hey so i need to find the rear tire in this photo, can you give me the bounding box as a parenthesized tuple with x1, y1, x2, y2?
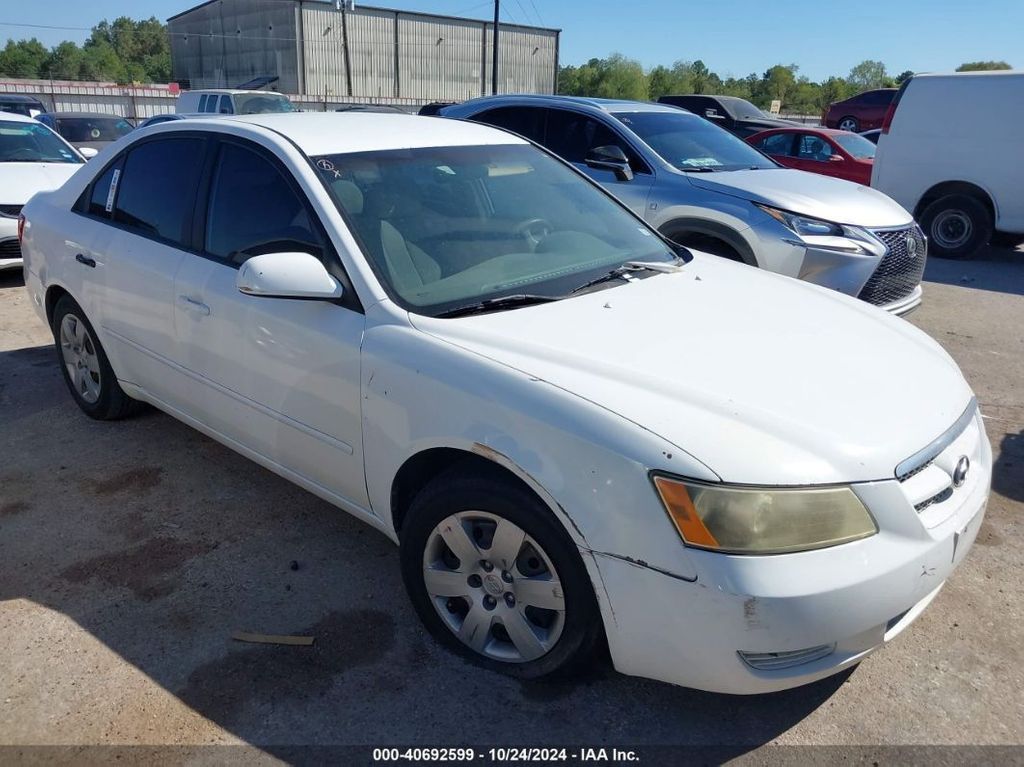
(400, 465, 602, 679)
(51, 295, 140, 420)
(837, 116, 860, 132)
(920, 194, 992, 259)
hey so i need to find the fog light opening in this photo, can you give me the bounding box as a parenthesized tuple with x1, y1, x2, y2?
(738, 644, 836, 671)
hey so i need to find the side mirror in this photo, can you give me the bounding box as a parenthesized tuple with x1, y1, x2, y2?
(585, 145, 634, 181)
(79, 147, 99, 159)
(236, 252, 343, 300)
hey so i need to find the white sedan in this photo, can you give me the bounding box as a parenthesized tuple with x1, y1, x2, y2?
(19, 113, 990, 694)
(1, 112, 85, 271)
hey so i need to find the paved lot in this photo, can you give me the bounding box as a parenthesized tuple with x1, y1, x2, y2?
(1, 247, 1022, 753)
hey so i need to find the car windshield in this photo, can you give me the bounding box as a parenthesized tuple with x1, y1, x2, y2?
(614, 111, 776, 171)
(833, 132, 876, 160)
(315, 143, 678, 316)
(727, 98, 767, 120)
(236, 93, 295, 114)
(0, 120, 82, 163)
(56, 117, 133, 143)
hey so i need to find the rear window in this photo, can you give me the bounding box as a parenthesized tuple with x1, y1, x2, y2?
(56, 117, 133, 143)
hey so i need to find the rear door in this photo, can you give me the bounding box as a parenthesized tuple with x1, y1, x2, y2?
(751, 132, 798, 168)
(171, 137, 369, 508)
(72, 135, 207, 403)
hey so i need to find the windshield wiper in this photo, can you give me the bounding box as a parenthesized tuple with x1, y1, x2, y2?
(435, 293, 561, 318)
(677, 166, 717, 173)
(569, 260, 684, 296)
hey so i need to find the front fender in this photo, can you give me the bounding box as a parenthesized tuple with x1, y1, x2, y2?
(359, 320, 714, 581)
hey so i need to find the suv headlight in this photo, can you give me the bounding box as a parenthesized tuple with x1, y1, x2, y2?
(755, 204, 878, 254)
(652, 475, 877, 555)
(756, 204, 843, 237)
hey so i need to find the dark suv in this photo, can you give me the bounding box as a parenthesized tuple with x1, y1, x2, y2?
(0, 94, 47, 117)
(656, 95, 794, 138)
(823, 89, 897, 133)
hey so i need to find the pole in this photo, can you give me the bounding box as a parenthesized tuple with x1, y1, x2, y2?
(491, 0, 499, 95)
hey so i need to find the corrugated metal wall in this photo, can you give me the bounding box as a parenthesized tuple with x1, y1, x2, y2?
(168, 2, 557, 104)
(168, 0, 302, 93)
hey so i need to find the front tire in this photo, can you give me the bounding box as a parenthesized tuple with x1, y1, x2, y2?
(837, 115, 860, 132)
(920, 193, 992, 259)
(400, 466, 602, 679)
(51, 295, 139, 420)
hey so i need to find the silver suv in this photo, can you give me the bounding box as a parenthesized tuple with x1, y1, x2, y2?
(441, 96, 926, 314)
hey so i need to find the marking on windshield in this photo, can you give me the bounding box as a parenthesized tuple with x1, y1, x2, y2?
(316, 158, 335, 171)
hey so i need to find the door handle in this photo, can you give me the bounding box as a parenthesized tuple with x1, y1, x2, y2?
(75, 253, 96, 268)
(177, 295, 211, 316)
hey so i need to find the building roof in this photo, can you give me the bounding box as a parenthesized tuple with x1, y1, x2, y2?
(152, 111, 528, 155)
(167, 1, 561, 33)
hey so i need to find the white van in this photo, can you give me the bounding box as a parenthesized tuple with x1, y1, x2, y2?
(872, 71, 1024, 258)
(175, 89, 296, 116)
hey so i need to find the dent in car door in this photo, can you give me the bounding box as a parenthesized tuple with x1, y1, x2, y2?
(172, 140, 369, 509)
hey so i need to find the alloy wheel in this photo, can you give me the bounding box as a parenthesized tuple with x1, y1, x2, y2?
(838, 117, 858, 131)
(422, 511, 566, 663)
(59, 314, 101, 404)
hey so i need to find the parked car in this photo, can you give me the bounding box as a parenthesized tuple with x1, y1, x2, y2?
(175, 89, 296, 115)
(336, 103, 408, 113)
(860, 129, 882, 145)
(442, 95, 926, 315)
(747, 127, 875, 186)
(0, 112, 85, 272)
(21, 112, 989, 694)
(0, 94, 47, 118)
(656, 95, 795, 138)
(872, 71, 1024, 258)
(137, 113, 210, 128)
(823, 89, 897, 133)
(36, 112, 134, 156)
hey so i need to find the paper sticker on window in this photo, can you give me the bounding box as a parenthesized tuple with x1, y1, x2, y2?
(105, 168, 120, 213)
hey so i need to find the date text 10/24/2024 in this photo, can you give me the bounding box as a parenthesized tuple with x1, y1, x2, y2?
(372, 747, 641, 763)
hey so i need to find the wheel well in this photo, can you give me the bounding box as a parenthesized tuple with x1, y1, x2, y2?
(44, 285, 70, 326)
(661, 227, 747, 263)
(389, 448, 546, 539)
(915, 181, 995, 222)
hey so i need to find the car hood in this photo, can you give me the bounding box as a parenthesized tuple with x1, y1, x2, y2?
(737, 116, 797, 130)
(411, 255, 972, 486)
(686, 167, 911, 227)
(0, 163, 82, 205)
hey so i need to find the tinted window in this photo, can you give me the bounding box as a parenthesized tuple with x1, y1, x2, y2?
(218, 96, 234, 114)
(56, 117, 133, 142)
(796, 134, 834, 161)
(865, 90, 895, 105)
(545, 110, 646, 172)
(205, 142, 321, 265)
(197, 95, 208, 112)
(87, 160, 123, 217)
(474, 106, 545, 143)
(757, 133, 794, 156)
(113, 138, 205, 245)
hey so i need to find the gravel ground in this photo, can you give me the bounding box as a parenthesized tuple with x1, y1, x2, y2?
(0, 246, 1022, 756)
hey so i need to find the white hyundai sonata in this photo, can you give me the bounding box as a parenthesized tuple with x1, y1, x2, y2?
(20, 113, 989, 694)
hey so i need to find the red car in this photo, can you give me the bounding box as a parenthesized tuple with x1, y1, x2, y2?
(823, 88, 897, 132)
(746, 127, 876, 186)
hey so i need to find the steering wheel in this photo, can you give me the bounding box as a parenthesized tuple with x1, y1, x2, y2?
(514, 218, 553, 250)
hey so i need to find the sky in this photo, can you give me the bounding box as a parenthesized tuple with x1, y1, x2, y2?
(1, 0, 1020, 82)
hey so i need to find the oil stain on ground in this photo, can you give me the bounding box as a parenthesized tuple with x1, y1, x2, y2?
(1, 500, 31, 517)
(178, 608, 396, 726)
(61, 535, 215, 601)
(82, 466, 163, 497)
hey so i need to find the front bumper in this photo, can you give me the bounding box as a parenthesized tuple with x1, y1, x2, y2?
(0, 216, 21, 270)
(592, 415, 991, 695)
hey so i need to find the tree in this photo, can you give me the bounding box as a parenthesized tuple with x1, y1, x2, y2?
(895, 70, 914, 84)
(557, 54, 647, 100)
(44, 41, 85, 80)
(0, 38, 49, 78)
(956, 60, 1012, 71)
(848, 59, 888, 90)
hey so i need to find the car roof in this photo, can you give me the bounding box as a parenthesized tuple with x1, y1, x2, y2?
(451, 94, 686, 115)
(0, 111, 43, 123)
(0, 94, 45, 103)
(152, 112, 529, 155)
(45, 111, 129, 119)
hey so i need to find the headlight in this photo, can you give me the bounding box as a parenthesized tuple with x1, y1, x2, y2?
(756, 204, 843, 237)
(652, 475, 877, 555)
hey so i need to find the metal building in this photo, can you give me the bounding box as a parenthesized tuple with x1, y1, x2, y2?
(167, 1, 559, 104)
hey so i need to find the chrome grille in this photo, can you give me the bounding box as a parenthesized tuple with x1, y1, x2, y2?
(859, 226, 927, 307)
(0, 237, 21, 260)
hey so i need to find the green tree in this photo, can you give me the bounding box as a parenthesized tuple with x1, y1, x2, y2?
(0, 38, 49, 78)
(85, 16, 170, 83)
(848, 59, 888, 91)
(895, 69, 914, 84)
(956, 60, 1012, 71)
(43, 41, 85, 80)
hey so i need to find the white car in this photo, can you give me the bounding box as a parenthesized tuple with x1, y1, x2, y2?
(21, 113, 990, 694)
(872, 71, 1024, 258)
(1, 112, 85, 271)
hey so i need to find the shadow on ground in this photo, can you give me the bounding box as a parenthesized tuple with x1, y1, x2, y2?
(0, 333, 846, 751)
(923, 242, 1024, 297)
